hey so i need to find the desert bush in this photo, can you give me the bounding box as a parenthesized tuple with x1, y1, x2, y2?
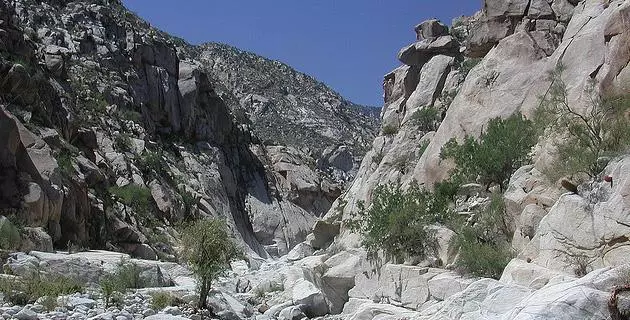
(114, 133, 133, 152)
(0, 272, 84, 305)
(99, 258, 145, 307)
(565, 254, 591, 277)
(150, 291, 177, 310)
(535, 65, 630, 179)
(346, 184, 453, 264)
(453, 194, 513, 279)
(55, 150, 76, 177)
(180, 219, 242, 309)
(137, 150, 167, 179)
(410, 107, 441, 132)
(454, 194, 513, 279)
(99, 274, 124, 308)
(109, 184, 153, 217)
(114, 258, 144, 289)
(0, 219, 21, 251)
(382, 124, 399, 136)
(441, 113, 537, 191)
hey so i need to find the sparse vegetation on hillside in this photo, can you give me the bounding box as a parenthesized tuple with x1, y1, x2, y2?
(180, 219, 241, 309)
(109, 185, 154, 218)
(535, 65, 630, 180)
(0, 271, 83, 305)
(410, 107, 441, 132)
(441, 113, 538, 191)
(0, 219, 21, 251)
(453, 194, 513, 279)
(99, 258, 146, 307)
(346, 184, 453, 264)
(382, 124, 399, 136)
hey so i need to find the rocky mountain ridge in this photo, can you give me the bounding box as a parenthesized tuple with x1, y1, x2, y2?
(0, 0, 377, 261)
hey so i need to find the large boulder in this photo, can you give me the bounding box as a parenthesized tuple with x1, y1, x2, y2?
(291, 279, 328, 317)
(415, 20, 449, 40)
(348, 264, 447, 311)
(20, 227, 53, 252)
(318, 250, 369, 314)
(520, 156, 630, 274)
(3, 250, 179, 287)
(398, 36, 459, 67)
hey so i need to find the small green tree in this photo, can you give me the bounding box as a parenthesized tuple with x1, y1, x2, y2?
(180, 219, 241, 309)
(440, 113, 537, 192)
(535, 65, 630, 179)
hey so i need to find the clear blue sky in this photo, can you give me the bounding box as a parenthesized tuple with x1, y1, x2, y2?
(121, 1, 480, 107)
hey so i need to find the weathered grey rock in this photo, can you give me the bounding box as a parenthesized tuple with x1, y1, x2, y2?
(500, 259, 571, 290)
(485, 0, 530, 17)
(528, 0, 554, 18)
(14, 308, 37, 320)
(398, 36, 459, 67)
(319, 250, 370, 314)
(291, 279, 328, 316)
(344, 302, 419, 320)
(20, 227, 53, 252)
(414, 20, 449, 40)
(286, 243, 314, 262)
(144, 315, 190, 320)
(349, 264, 446, 311)
(305, 220, 340, 250)
(551, 0, 576, 22)
(466, 17, 514, 58)
(403, 55, 455, 124)
(5, 251, 177, 287)
(520, 156, 630, 274)
(278, 305, 305, 320)
(426, 271, 474, 301)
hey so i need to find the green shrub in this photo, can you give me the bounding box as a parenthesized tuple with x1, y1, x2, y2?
(0, 272, 84, 305)
(382, 124, 399, 136)
(410, 107, 441, 132)
(441, 113, 537, 192)
(41, 295, 58, 311)
(180, 219, 242, 309)
(109, 185, 153, 217)
(99, 258, 146, 307)
(454, 228, 513, 279)
(535, 65, 630, 179)
(150, 291, 175, 310)
(119, 109, 143, 124)
(55, 150, 76, 177)
(137, 150, 166, 179)
(114, 133, 133, 152)
(99, 274, 124, 308)
(453, 194, 513, 279)
(346, 184, 453, 264)
(0, 219, 21, 251)
(113, 258, 144, 289)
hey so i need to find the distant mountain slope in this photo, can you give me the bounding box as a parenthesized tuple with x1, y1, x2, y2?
(195, 42, 379, 156)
